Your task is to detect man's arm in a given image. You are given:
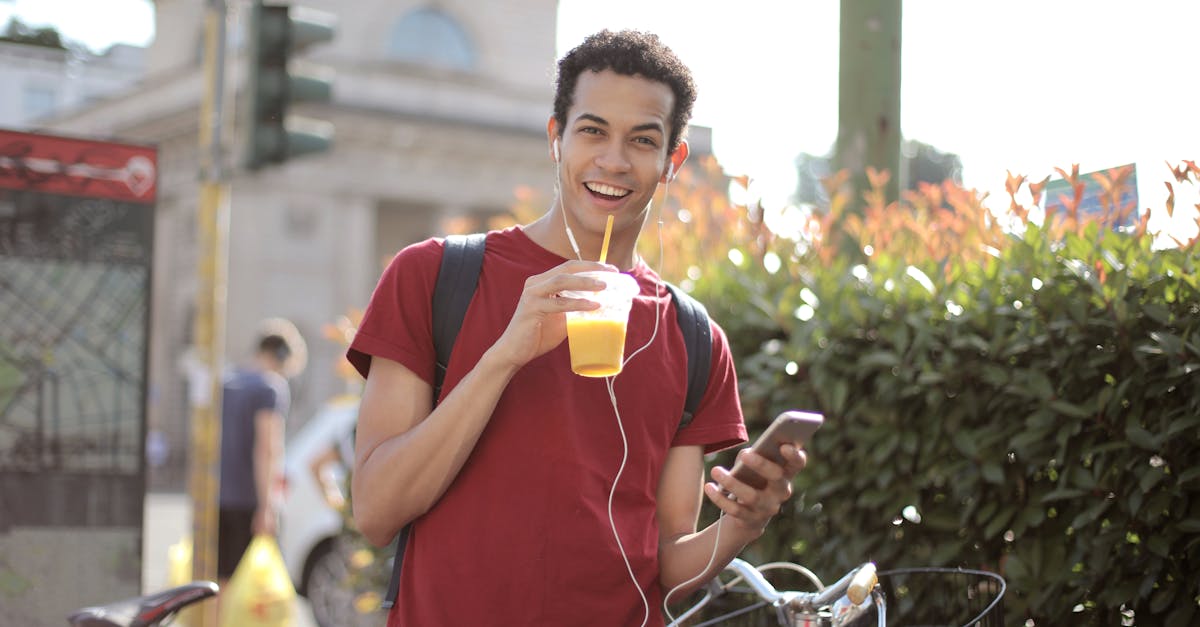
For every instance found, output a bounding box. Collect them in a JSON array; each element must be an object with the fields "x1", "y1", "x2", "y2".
[
  {"x1": 351, "y1": 352, "x2": 519, "y2": 546},
  {"x1": 656, "y1": 443, "x2": 807, "y2": 598},
  {"x1": 252, "y1": 408, "x2": 284, "y2": 535},
  {"x1": 309, "y1": 445, "x2": 346, "y2": 511},
  {"x1": 351, "y1": 260, "x2": 615, "y2": 547}
]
